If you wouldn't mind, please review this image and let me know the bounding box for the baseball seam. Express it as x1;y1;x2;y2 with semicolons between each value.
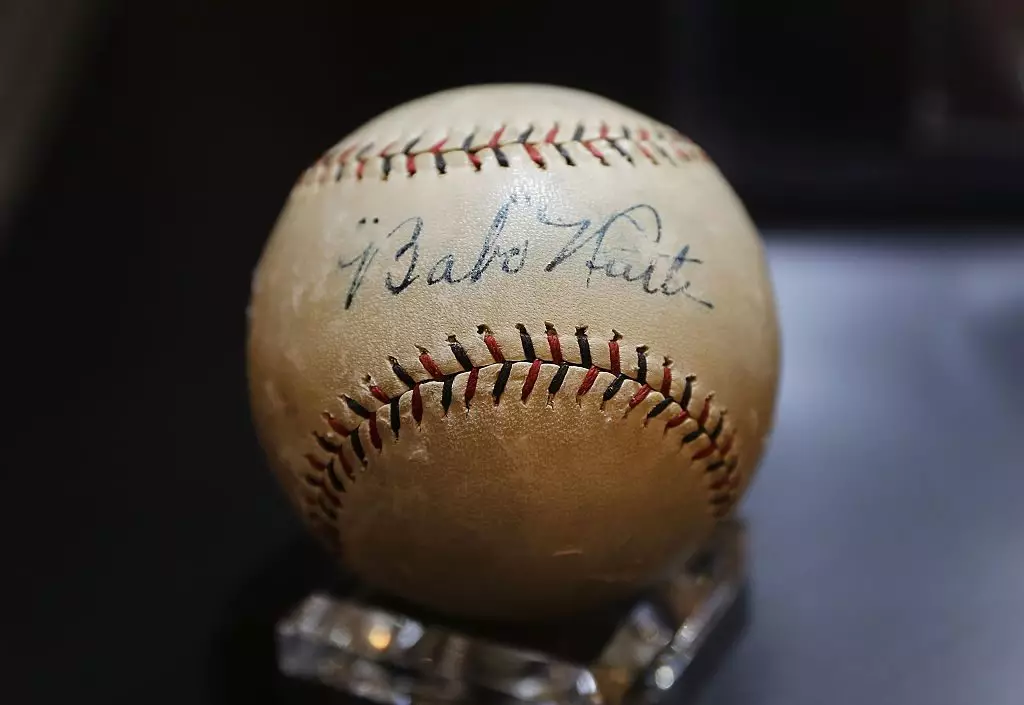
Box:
299;324;740;547
298;122;707;186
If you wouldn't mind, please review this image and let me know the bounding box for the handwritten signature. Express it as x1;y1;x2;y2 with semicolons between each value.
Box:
337;196;713;310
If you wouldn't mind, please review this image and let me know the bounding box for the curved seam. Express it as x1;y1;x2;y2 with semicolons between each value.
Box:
298;332;741;539
297;121;708;185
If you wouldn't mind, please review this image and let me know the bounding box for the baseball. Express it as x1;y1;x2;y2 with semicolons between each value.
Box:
247;84;779;620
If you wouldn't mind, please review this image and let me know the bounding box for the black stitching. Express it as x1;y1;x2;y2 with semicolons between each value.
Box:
389;356;416;387
576;326;592;367
516;324;536;361
350;433;366;465
682;428;703;445
389;399;401;438
317;496;338;520
442;377;454;414
548;362;570;394
555;144;575;166
681;374;696;409
493;361;513;403
636;347;648;384
608;140;634;164
448;336;473;371
313;431;342;453
343;395;373;419
312;127;689;183
325;458;346;492
646;397;674;420
709;414;726;440
603;374;627;402
355;143;374;163
320;483;342;505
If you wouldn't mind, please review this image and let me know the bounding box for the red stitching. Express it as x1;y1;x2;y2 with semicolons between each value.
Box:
483;333;505;362
522;359;542;402
465;367;479;407
692;443;716;461
411;383;423;423
709;477;730;490
304;328;739;524
525;143;545;168
547;329;563;364
609;339;621;375
665;410;689;430
309;124;701;183
697;395;713;427
628;384;652;409
575;366;598;398
323;411;350;437
583;141;607;164
488;125;506;149
305;453;328;472
336;145;356;164
418;351;444;380
316;154;331;184
719;433;734;457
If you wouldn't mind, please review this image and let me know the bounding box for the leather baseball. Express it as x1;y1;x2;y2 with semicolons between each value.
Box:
247;84;779;620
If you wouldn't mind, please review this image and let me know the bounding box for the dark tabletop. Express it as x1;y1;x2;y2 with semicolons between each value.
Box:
700;241;1024;705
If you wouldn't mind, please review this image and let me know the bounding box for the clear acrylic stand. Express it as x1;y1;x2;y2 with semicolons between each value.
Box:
277;520;747;705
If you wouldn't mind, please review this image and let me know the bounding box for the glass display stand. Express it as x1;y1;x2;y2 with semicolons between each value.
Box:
277;520;747;705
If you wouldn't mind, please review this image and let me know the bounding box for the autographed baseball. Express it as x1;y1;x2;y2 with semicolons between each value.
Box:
248;84;779;620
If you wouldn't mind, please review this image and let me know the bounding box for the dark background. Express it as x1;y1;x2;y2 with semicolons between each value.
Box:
2;2;1022;704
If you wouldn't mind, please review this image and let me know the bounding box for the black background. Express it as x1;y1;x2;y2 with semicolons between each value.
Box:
2;2;1022;704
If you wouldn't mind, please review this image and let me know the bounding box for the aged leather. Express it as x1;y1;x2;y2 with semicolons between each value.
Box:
247;84;780;620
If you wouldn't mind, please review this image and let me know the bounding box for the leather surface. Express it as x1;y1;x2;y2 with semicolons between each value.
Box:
247;84;780;619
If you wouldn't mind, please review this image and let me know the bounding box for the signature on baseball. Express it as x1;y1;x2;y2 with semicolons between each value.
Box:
336;196;713;310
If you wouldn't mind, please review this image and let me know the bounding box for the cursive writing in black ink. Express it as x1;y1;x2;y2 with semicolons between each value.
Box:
336;199;712;310
424;198;528;285
542;204;712;308
384;217;422;295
